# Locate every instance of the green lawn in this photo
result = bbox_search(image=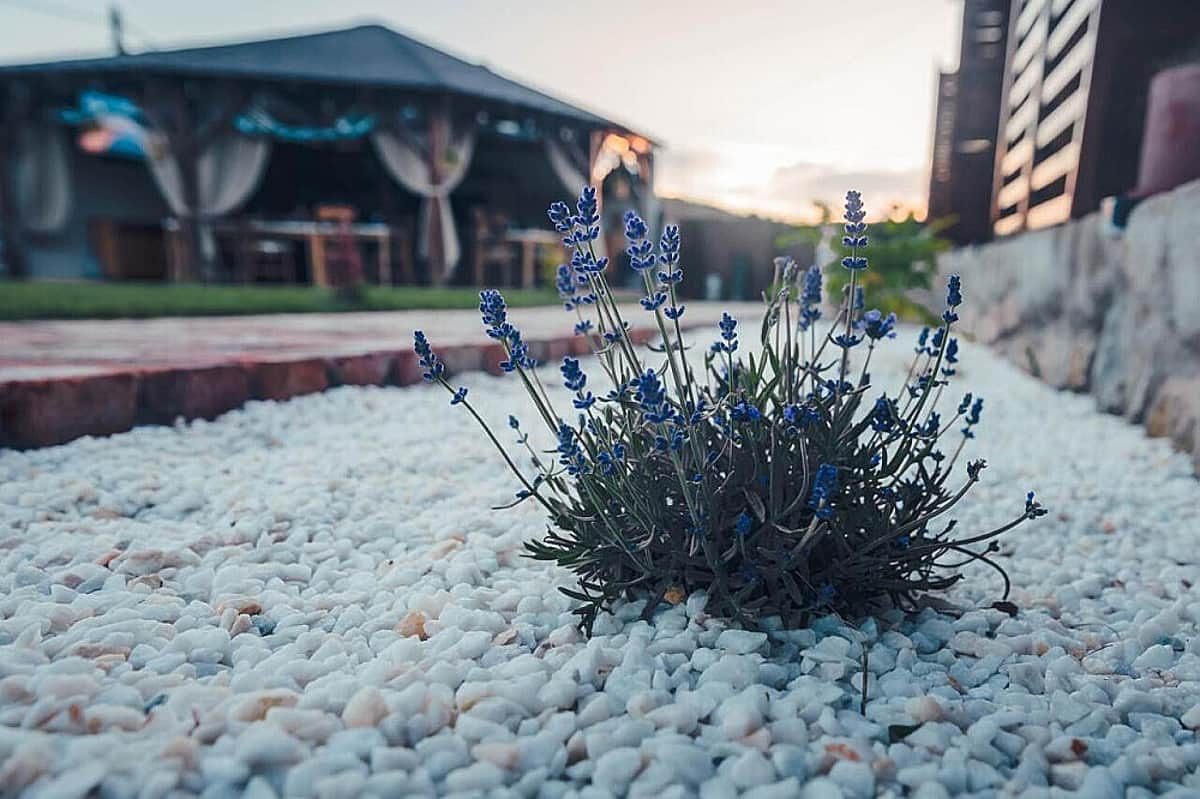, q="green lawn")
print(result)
[0,281,559,321]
